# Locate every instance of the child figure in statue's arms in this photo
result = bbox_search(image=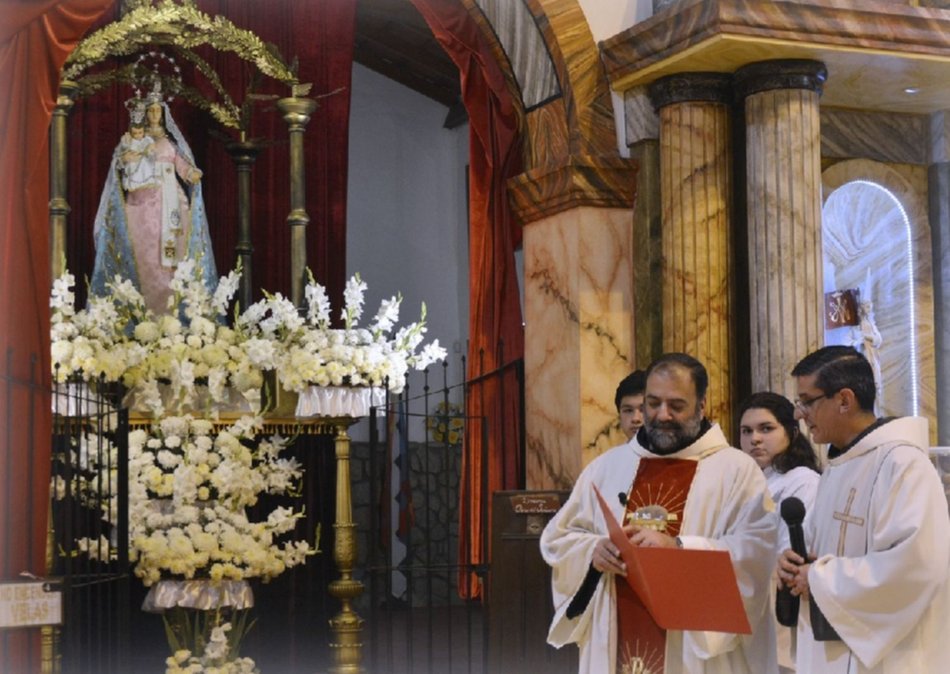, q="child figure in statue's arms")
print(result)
[118,101,158,192]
